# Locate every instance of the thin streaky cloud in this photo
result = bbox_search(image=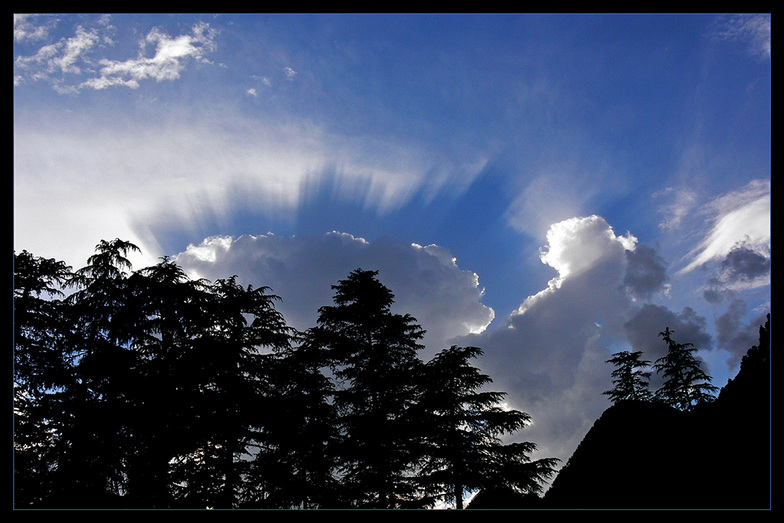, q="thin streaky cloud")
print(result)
[678,179,770,275]
[710,14,771,60]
